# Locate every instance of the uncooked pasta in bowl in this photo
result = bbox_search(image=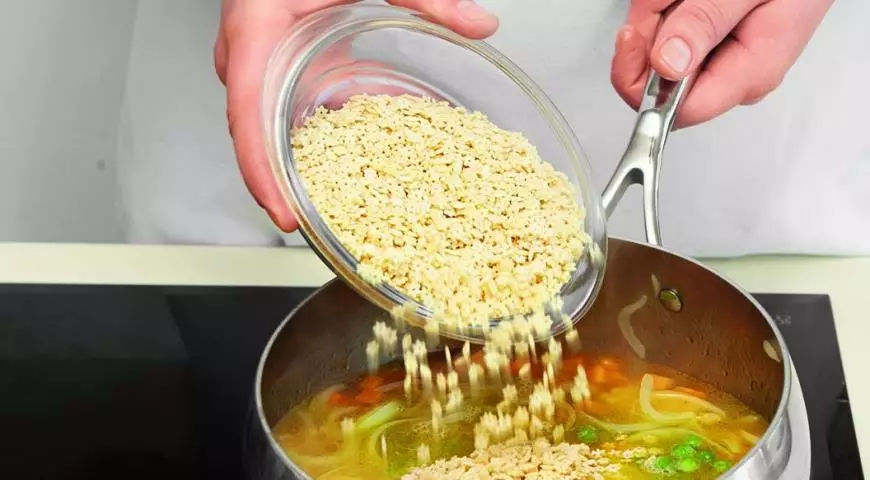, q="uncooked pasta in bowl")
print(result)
[293,94,587,333]
[262,4,607,341]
